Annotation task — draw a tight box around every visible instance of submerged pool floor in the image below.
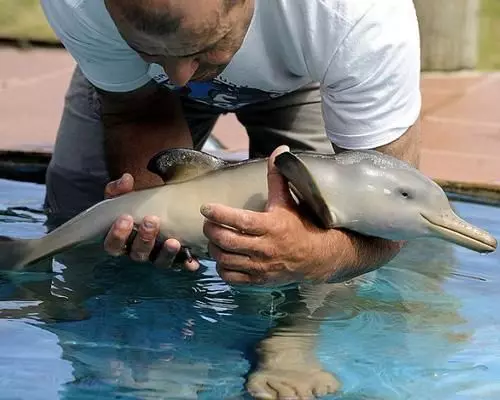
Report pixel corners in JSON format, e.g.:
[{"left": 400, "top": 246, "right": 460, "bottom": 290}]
[{"left": 0, "top": 178, "right": 499, "bottom": 400}]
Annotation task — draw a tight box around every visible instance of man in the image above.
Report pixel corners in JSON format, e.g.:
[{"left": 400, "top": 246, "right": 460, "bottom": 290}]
[{"left": 40, "top": 0, "right": 421, "bottom": 397}]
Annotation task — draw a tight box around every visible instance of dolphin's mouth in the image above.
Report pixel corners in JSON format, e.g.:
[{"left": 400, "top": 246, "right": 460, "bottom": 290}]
[{"left": 421, "top": 212, "right": 497, "bottom": 253}]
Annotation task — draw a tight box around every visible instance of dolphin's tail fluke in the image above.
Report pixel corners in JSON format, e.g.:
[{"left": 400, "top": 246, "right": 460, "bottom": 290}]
[{"left": 0, "top": 236, "right": 47, "bottom": 271}]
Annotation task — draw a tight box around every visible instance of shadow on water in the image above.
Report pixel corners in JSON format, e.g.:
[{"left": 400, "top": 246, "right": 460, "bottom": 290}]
[{"left": 0, "top": 179, "right": 499, "bottom": 399}]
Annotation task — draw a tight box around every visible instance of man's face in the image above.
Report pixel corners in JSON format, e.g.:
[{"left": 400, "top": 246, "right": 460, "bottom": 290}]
[{"left": 105, "top": 0, "right": 254, "bottom": 86}]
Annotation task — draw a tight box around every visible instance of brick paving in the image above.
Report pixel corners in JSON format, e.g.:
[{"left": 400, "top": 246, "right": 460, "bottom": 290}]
[{"left": 0, "top": 46, "right": 499, "bottom": 186}]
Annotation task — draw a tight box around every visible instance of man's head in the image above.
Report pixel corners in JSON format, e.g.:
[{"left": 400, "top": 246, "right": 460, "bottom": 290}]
[{"left": 105, "top": 0, "right": 254, "bottom": 86}]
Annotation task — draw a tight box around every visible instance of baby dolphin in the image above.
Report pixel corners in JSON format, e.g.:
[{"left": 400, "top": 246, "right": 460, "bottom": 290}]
[{"left": 0, "top": 148, "right": 496, "bottom": 271}]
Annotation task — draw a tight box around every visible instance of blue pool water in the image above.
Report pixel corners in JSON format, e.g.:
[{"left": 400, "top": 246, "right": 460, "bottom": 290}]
[{"left": 0, "top": 178, "right": 499, "bottom": 400}]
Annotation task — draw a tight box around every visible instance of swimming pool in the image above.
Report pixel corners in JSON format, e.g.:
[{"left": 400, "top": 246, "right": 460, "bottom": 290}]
[{"left": 0, "top": 177, "right": 499, "bottom": 400}]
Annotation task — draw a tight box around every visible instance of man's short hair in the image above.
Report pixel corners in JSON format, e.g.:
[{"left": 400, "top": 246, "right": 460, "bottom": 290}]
[{"left": 118, "top": 0, "right": 243, "bottom": 36}]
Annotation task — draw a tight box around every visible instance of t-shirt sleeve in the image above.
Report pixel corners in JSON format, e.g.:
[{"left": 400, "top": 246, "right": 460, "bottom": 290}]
[
  {"left": 41, "top": 0, "right": 152, "bottom": 93},
  {"left": 321, "top": 0, "right": 422, "bottom": 150}
]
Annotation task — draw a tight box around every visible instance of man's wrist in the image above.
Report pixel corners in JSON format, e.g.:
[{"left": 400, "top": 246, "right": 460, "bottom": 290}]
[{"left": 322, "top": 228, "right": 404, "bottom": 283}]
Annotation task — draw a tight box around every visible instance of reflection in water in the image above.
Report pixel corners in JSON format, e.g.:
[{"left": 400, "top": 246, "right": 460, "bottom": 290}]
[
  {"left": 0, "top": 180, "right": 499, "bottom": 399},
  {"left": 315, "top": 237, "right": 465, "bottom": 399}
]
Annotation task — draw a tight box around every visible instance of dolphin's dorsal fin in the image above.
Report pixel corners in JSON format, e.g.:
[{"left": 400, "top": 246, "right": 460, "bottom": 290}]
[
  {"left": 147, "top": 148, "right": 228, "bottom": 183},
  {"left": 274, "top": 152, "right": 336, "bottom": 229}
]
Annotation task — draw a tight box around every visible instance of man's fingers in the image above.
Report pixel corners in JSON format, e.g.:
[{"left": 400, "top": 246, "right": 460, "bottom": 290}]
[
  {"left": 104, "top": 173, "right": 134, "bottom": 199},
  {"left": 266, "top": 145, "right": 296, "bottom": 211},
  {"left": 153, "top": 238, "right": 181, "bottom": 268},
  {"left": 200, "top": 204, "right": 267, "bottom": 236},
  {"left": 103, "top": 215, "right": 134, "bottom": 255},
  {"left": 154, "top": 239, "right": 200, "bottom": 271},
  {"left": 208, "top": 243, "right": 276, "bottom": 285},
  {"left": 216, "top": 261, "right": 273, "bottom": 286},
  {"left": 203, "top": 220, "right": 258, "bottom": 256},
  {"left": 103, "top": 217, "right": 201, "bottom": 271},
  {"left": 129, "top": 216, "right": 160, "bottom": 262},
  {"left": 207, "top": 242, "right": 252, "bottom": 269},
  {"left": 215, "top": 264, "right": 253, "bottom": 285}
]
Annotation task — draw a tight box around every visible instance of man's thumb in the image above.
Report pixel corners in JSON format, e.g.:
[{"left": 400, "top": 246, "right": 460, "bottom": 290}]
[
  {"left": 266, "top": 145, "right": 295, "bottom": 211},
  {"left": 104, "top": 173, "right": 134, "bottom": 199}
]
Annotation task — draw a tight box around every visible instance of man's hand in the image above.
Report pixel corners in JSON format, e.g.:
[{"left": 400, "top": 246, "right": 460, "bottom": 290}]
[
  {"left": 102, "top": 173, "right": 200, "bottom": 271},
  {"left": 201, "top": 145, "right": 340, "bottom": 286}
]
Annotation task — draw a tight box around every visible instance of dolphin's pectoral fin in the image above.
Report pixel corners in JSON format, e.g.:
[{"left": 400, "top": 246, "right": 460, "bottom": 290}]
[
  {"left": 147, "top": 148, "right": 228, "bottom": 183},
  {"left": 274, "top": 152, "right": 336, "bottom": 229}
]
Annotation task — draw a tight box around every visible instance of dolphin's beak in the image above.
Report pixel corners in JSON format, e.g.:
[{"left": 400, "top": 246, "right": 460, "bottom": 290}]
[{"left": 421, "top": 211, "right": 497, "bottom": 253}]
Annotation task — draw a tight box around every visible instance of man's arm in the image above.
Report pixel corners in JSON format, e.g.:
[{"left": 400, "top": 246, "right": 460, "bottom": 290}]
[
  {"left": 334, "top": 118, "right": 421, "bottom": 168},
  {"left": 98, "top": 82, "right": 193, "bottom": 188},
  {"left": 39, "top": 0, "right": 197, "bottom": 266},
  {"left": 96, "top": 82, "right": 199, "bottom": 268}
]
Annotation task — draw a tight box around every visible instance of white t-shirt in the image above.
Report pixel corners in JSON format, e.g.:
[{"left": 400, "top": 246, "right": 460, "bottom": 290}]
[{"left": 40, "top": 0, "right": 421, "bottom": 150}]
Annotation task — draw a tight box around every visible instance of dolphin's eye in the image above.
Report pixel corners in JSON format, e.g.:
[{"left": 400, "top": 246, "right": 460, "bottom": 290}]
[{"left": 399, "top": 189, "right": 414, "bottom": 199}]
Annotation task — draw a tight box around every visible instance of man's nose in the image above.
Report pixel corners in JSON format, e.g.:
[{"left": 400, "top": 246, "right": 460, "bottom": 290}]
[{"left": 164, "top": 58, "right": 199, "bottom": 86}]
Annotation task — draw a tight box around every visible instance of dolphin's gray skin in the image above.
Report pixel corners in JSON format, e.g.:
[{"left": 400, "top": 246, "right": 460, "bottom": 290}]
[{"left": 0, "top": 148, "right": 496, "bottom": 271}]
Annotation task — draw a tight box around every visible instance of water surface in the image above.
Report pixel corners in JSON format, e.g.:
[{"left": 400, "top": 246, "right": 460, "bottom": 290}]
[{"left": 0, "top": 178, "right": 499, "bottom": 400}]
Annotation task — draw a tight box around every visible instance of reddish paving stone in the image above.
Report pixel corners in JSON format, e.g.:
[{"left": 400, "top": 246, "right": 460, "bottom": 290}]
[
  {"left": 0, "top": 46, "right": 74, "bottom": 82},
  {"left": 419, "top": 72, "right": 487, "bottom": 117},
  {"left": 419, "top": 72, "right": 486, "bottom": 93},
  {"left": 421, "top": 119, "right": 500, "bottom": 157},
  {"left": 0, "top": 49, "right": 73, "bottom": 152},
  {"left": 0, "top": 47, "right": 74, "bottom": 152},
  {"left": 429, "top": 74, "right": 500, "bottom": 125},
  {"left": 419, "top": 73, "right": 500, "bottom": 184},
  {"left": 420, "top": 89, "right": 462, "bottom": 117},
  {"left": 0, "top": 75, "right": 69, "bottom": 152},
  {"left": 212, "top": 114, "right": 248, "bottom": 151},
  {"left": 420, "top": 149, "right": 500, "bottom": 184}
]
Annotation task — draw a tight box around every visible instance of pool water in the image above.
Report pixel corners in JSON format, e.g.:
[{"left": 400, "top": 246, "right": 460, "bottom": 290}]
[{"left": 0, "top": 178, "right": 499, "bottom": 400}]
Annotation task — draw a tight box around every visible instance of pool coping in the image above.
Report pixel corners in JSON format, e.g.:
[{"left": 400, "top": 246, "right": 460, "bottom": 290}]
[{"left": 435, "top": 179, "right": 500, "bottom": 206}]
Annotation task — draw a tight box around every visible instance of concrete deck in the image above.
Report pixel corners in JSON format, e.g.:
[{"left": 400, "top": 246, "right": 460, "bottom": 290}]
[{"left": 1, "top": 46, "right": 499, "bottom": 186}]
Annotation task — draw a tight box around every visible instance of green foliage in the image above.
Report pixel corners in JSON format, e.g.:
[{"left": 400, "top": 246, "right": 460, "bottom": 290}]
[
  {"left": 0, "top": 0, "right": 58, "bottom": 42},
  {"left": 478, "top": 0, "right": 500, "bottom": 70}
]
